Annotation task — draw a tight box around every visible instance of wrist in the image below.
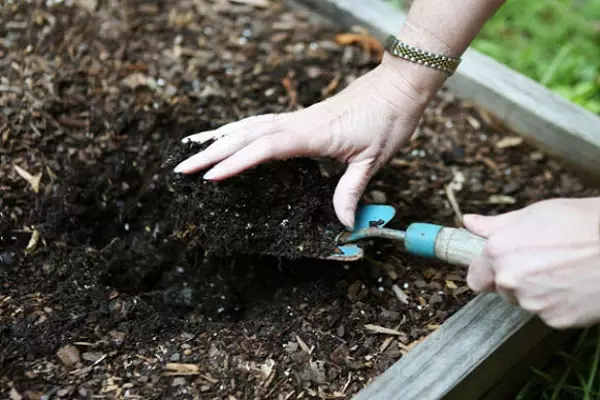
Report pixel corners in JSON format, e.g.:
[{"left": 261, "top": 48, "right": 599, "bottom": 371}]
[{"left": 375, "top": 24, "right": 457, "bottom": 109}]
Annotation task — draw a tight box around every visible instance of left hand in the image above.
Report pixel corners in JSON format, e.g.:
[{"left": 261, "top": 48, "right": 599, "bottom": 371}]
[{"left": 463, "top": 197, "right": 600, "bottom": 330}]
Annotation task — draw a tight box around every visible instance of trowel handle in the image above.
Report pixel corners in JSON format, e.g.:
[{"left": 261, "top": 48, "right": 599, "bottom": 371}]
[{"left": 404, "top": 223, "right": 487, "bottom": 267}]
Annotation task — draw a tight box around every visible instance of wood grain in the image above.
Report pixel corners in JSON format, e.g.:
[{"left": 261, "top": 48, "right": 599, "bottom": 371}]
[{"left": 435, "top": 227, "right": 486, "bottom": 267}]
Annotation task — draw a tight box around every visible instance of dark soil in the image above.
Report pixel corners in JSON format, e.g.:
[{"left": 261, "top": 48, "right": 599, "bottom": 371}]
[
  {"left": 1, "top": 1, "right": 599, "bottom": 399},
  {"left": 165, "top": 140, "right": 343, "bottom": 259}
]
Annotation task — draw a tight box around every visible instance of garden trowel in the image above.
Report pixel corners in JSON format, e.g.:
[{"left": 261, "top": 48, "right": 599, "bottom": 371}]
[{"left": 327, "top": 204, "right": 486, "bottom": 267}]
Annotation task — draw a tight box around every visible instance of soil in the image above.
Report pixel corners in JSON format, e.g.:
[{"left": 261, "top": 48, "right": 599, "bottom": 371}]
[
  {"left": 1, "top": 1, "right": 599, "bottom": 399},
  {"left": 164, "top": 140, "right": 343, "bottom": 259}
]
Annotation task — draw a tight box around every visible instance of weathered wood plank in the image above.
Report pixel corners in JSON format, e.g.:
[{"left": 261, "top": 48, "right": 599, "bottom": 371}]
[
  {"left": 292, "top": 0, "right": 600, "bottom": 181},
  {"left": 353, "top": 293, "right": 553, "bottom": 400}
]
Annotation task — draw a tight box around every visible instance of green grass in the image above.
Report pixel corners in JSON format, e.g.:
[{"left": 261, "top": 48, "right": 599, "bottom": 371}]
[
  {"left": 472, "top": 0, "right": 600, "bottom": 114},
  {"left": 516, "top": 326, "right": 600, "bottom": 399},
  {"left": 387, "top": 0, "right": 600, "bottom": 114}
]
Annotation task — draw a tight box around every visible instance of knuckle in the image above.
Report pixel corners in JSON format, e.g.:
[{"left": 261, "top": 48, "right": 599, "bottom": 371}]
[
  {"left": 484, "top": 238, "right": 505, "bottom": 259},
  {"left": 517, "top": 297, "right": 544, "bottom": 314},
  {"left": 495, "top": 269, "right": 517, "bottom": 290},
  {"left": 258, "top": 136, "right": 276, "bottom": 154}
]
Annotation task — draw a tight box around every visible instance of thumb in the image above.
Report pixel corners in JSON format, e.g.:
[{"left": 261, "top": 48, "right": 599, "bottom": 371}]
[
  {"left": 333, "top": 160, "right": 374, "bottom": 228},
  {"left": 463, "top": 209, "right": 524, "bottom": 238}
]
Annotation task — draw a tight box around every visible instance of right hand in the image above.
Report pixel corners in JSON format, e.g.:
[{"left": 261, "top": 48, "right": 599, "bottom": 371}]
[{"left": 174, "top": 55, "right": 443, "bottom": 227}]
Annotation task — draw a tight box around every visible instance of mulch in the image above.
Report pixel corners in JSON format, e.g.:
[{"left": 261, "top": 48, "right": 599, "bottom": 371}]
[{"left": 1, "top": 0, "right": 598, "bottom": 399}]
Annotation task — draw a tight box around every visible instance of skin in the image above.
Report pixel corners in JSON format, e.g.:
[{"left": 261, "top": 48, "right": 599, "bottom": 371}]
[{"left": 175, "top": 0, "right": 600, "bottom": 329}]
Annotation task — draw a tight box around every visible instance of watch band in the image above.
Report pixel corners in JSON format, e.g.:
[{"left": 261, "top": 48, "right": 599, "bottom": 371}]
[{"left": 383, "top": 34, "right": 461, "bottom": 75}]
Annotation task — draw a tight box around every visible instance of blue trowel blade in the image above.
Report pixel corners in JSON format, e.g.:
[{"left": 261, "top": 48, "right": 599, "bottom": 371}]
[
  {"left": 326, "top": 244, "right": 363, "bottom": 261},
  {"left": 352, "top": 204, "right": 396, "bottom": 230},
  {"left": 328, "top": 204, "right": 396, "bottom": 261}
]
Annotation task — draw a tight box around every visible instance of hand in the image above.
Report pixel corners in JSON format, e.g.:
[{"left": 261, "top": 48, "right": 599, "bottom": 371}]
[
  {"left": 173, "top": 55, "right": 444, "bottom": 227},
  {"left": 464, "top": 197, "right": 600, "bottom": 329}
]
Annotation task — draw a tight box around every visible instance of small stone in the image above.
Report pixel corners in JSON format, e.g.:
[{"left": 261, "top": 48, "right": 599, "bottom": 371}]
[
  {"left": 183, "top": 349, "right": 192, "bottom": 356},
  {"left": 429, "top": 294, "right": 443, "bottom": 304},
  {"left": 298, "top": 360, "right": 327, "bottom": 384},
  {"left": 109, "top": 330, "right": 126, "bottom": 346},
  {"left": 423, "top": 268, "right": 437, "bottom": 279},
  {"left": 56, "top": 345, "right": 80, "bottom": 367},
  {"left": 379, "top": 309, "right": 401, "bottom": 321},
  {"left": 502, "top": 181, "right": 521, "bottom": 194},
  {"left": 42, "top": 263, "right": 54, "bottom": 274},
  {"left": 170, "top": 353, "right": 181, "bottom": 362},
  {"left": 0, "top": 252, "right": 15, "bottom": 266},
  {"left": 347, "top": 281, "right": 367, "bottom": 301},
  {"left": 172, "top": 377, "right": 187, "bottom": 387},
  {"left": 336, "top": 325, "right": 345, "bottom": 338},
  {"left": 57, "top": 387, "right": 71, "bottom": 397},
  {"left": 370, "top": 190, "right": 386, "bottom": 203},
  {"left": 285, "top": 342, "right": 299, "bottom": 353}
]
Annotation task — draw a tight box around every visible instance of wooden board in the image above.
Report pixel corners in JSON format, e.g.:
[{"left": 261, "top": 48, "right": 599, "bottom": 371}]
[
  {"left": 292, "top": 0, "right": 600, "bottom": 183},
  {"left": 352, "top": 294, "right": 556, "bottom": 399},
  {"left": 287, "top": 0, "right": 600, "bottom": 398}
]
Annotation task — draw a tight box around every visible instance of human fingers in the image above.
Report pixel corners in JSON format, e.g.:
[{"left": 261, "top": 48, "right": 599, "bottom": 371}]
[
  {"left": 332, "top": 160, "right": 375, "bottom": 228},
  {"left": 174, "top": 117, "right": 282, "bottom": 174},
  {"left": 201, "top": 131, "right": 321, "bottom": 180},
  {"left": 181, "top": 114, "right": 281, "bottom": 144},
  {"left": 466, "top": 253, "right": 495, "bottom": 292},
  {"left": 462, "top": 208, "right": 525, "bottom": 238}
]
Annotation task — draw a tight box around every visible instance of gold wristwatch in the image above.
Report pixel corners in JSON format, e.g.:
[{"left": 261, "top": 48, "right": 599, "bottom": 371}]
[{"left": 383, "top": 34, "right": 461, "bottom": 75}]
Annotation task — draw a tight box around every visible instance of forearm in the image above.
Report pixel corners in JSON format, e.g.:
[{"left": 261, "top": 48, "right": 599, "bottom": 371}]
[{"left": 380, "top": 0, "right": 507, "bottom": 98}]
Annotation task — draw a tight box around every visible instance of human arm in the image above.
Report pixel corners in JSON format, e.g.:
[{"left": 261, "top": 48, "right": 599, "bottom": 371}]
[{"left": 174, "top": 0, "right": 508, "bottom": 227}]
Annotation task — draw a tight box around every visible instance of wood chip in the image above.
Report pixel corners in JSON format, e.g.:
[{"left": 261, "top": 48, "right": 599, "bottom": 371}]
[
  {"left": 9, "top": 388, "right": 22, "bottom": 400},
  {"left": 295, "top": 335, "right": 313, "bottom": 355},
  {"left": 496, "top": 136, "right": 524, "bottom": 149},
  {"left": 445, "top": 280, "right": 458, "bottom": 290},
  {"left": 281, "top": 75, "right": 297, "bottom": 108},
  {"left": 364, "top": 324, "right": 404, "bottom": 336},
  {"left": 391, "top": 284, "right": 409, "bottom": 304},
  {"left": 24, "top": 229, "right": 40, "bottom": 255},
  {"left": 488, "top": 195, "right": 516, "bottom": 204},
  {"left": 378, "top": 336, "right": 395, "bottom": 353},
  {"left": 75, "top": 0, "right": 97, "bottom": 12},
  {"left": 13, "top": 164, "right": 42, "bottom": 193},
  {"left": 229, "top": 0, "right": 270, "bottom": 7},
  {"left": 321, "top": 73, "right": 340, "bottom": 98},
  {"left": 334, "top": 33, "right": 383, "bottom": 59},
  {"left": 163, "top": 362, "right": 200, "bottom": 375}
]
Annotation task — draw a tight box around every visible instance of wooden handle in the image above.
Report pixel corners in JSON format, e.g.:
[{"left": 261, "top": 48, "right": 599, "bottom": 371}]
[{"left": 434, "top": 227, "right": 487, "bottom": 267}]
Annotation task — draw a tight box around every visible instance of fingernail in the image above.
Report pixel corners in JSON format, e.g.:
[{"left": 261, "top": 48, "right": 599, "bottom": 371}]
[
  {"left": 174, "top": 161, "right": 189, "bottom": 173},
  {"left": 203, "top": 168, "right": 217, "bottom": 180}
]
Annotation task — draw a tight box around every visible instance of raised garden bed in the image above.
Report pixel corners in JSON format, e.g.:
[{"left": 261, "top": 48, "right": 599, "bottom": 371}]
[{"left": 1, "top": 1, "right": 599, "bottom": 399}]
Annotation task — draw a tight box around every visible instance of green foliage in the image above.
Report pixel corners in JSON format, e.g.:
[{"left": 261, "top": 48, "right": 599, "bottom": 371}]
[
  {"left": 385, "top": 0, "right": 600, "bottom": 113},
  {"left": 516, "top": 326, "right": 600, "bottom": 399},
  {"left": 472, "top": 0, "right": 600, "bottom": 114}
]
